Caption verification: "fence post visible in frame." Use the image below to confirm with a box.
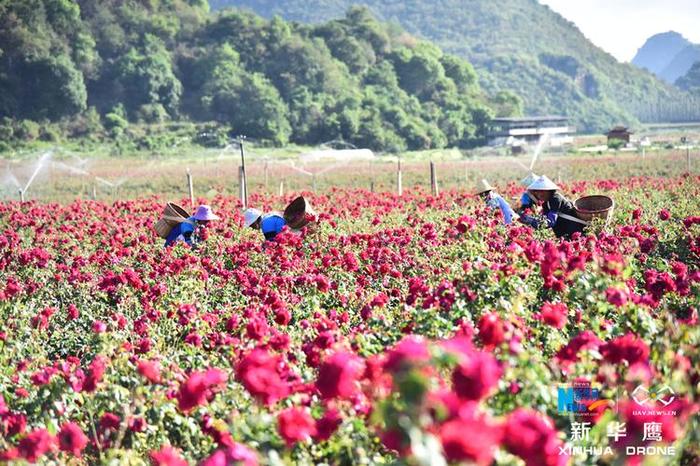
[239,166,247,209]
[238,137,248,207]
[187,169,194,208]
[19,189,24,202]
[430,161,439,196]
[370,181,375,193]
[279,180,284,197]
[397,158,403,196]
[264,161,269,189]
[92,185,97,201]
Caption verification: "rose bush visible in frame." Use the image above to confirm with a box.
[0,175,698,465]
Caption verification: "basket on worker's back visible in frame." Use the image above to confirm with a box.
[154,203,191,239]
[574,195,614,224]
[284,196,317,230]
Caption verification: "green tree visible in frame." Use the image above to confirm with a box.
[199,45,290,144]
[440,54,478,93]
[226,73,291,144]
[389,44,445,96]
[114,34,182,116]
[20,54,88,120]
[491,90,523,117]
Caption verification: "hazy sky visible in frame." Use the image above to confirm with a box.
[539,0,700,62]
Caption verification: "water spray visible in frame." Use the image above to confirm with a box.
[529,133,551,171]
[22,150,53,197]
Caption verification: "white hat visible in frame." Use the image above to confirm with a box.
[520,172,539,187]
[475,179,494,194]
[527,175,559,191]
[243,208,262,228]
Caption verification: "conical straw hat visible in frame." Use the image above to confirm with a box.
[475,179,494,194]
[527,175,559,191]
[520,172,539,187]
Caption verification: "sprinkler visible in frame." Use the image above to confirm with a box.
[21,150,53,198]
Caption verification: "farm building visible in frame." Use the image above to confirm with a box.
[607,126,633,144]
[488,116,575,147]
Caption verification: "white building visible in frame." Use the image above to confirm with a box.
[489,116,576,147]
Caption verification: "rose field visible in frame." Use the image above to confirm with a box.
[0,174,699,465]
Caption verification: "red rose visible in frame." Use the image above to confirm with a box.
[18,428,56,463]
[316,351,363,400]
[100,412,120,431]
[658,209,671,220]
[451,350,502,401]
[92,320,107,333]
[605,287,628,307]
[200,444,259,466]
[477,313,505,348]
[236,348,289,406]
[0,448,19,461]
[600,333,650,366]
[314,408,342,442]
[149,446,188,466]
[383,336,431,373]
[277,407,317,447]
[57,422,88,457]
[439,416,503,465]
[4,412,27,436]
[503,409,567,466]
[82,356,107,393]
[245,317,269,341]
[67,304,79,320]
[137,359,162,384]
[177,368,227,412]
[537,302,568,329]
[555,331,603,363]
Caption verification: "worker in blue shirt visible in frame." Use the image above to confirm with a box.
[518,173,538,213]
[243,208,287,241]
[476,179,518,225]
[517,173,540,228]
[164,205,219,247]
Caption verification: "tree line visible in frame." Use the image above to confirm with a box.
[0,1,524,152]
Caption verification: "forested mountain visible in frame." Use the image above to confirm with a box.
[0,1,508,151]
[632,32,700,84]
[660,45,700,84]
[632,32,691,77]
[677,62,700,95]
[212,0,700,130]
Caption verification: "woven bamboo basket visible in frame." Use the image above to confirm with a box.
[154,203,190,238]
[284,196,317,230]
[574,195,614,223]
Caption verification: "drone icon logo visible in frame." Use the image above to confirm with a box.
[632,385,675,407]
